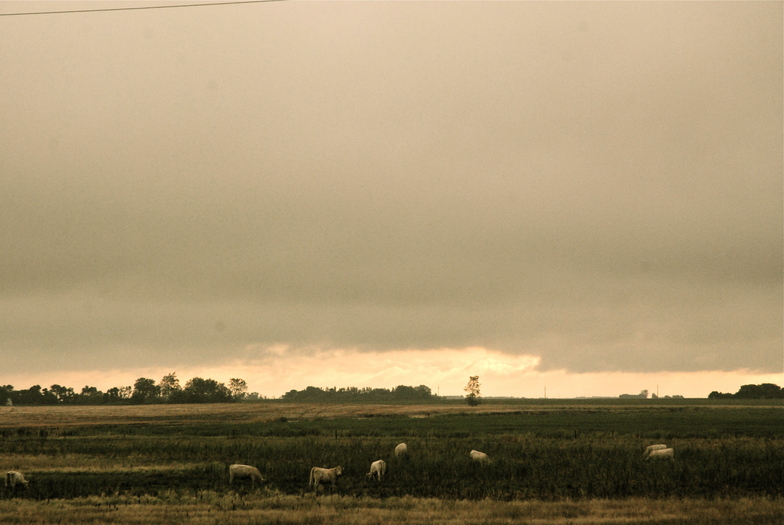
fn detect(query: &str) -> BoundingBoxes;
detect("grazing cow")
[5,471,28,489]
[366,459,387,481]
[228,464,265,486]
[646,448,675,461]
[309,466,343,491]
[644,444,668,457]
[394,443,408,458]
[470,450,489,463]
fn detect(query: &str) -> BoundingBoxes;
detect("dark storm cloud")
[0,1,780,376]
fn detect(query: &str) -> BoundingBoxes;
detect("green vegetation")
[1,403,782,501]
[3,381,781,406]
[1,401,782,523]
[0,374,249,406]
[709,383,784,399]
[0,379,437,406]
[280,385,433,403]
[464,376,481,406]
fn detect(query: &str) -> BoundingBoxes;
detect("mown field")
[1,400,782,524]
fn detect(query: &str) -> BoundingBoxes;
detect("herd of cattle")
[4,442,675,492]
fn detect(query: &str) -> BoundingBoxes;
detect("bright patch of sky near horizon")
[0,1,781,397]
[3,348,782,399]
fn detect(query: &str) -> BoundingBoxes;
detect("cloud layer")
[0,2,781,389]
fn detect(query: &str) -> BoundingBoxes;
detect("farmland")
[1,399,782,523]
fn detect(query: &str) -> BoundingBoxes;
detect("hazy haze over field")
[1,1,781,397]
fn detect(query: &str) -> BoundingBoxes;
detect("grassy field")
[1,400,782,523]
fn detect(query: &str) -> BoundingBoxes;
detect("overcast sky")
[1,1,781,398]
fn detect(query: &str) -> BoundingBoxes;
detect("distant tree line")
[618,390,684,399]
[708,383,783,400]
[281,385,433,402]
[619,389,650,399]
[0,373,256,406]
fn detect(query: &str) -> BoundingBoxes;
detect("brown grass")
[2,399,776,428]
[1,493,782,524]
[0,402,561,428]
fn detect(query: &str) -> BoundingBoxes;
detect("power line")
[0,0,285,17]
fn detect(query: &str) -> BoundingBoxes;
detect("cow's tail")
[308,467,315,488]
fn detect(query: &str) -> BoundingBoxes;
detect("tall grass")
[2,406,782,501]
[1,493,782,524]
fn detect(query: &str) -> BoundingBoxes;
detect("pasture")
[1,400,782,523]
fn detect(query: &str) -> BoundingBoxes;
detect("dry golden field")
[2,398,775,427]
[0,401,525,428]
[1,492,782,524]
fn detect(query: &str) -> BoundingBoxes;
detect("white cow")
[228,464,265,486]
[309,466,343,490]
[644,444,668,457]
[366,459,387,481]
[646,448,675,461]
[5,471,28,489]
[470,450,489,463]
[394,443,408,458]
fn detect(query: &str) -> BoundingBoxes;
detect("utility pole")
[544,386,547,399]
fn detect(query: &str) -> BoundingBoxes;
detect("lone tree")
[229,378,248,400]
[464,376,481,406]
